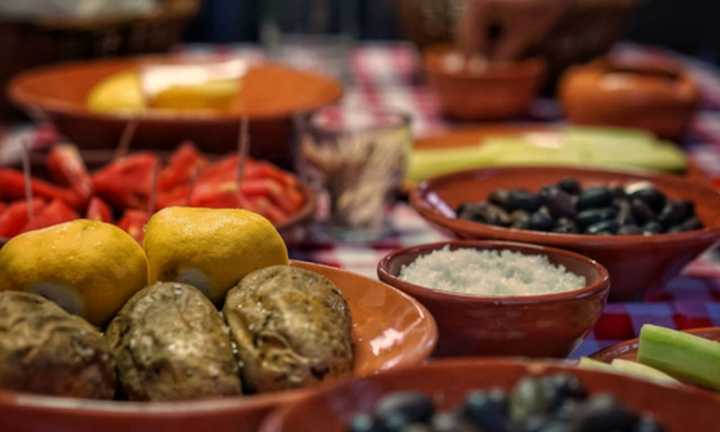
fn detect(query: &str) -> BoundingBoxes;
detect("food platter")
[8,55,343,157]
[0,260,437,432]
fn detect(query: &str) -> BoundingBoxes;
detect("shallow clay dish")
[0,261,437,432]
[410,166,720,301]
[8,56,343,161]
[378,240,609,357]
[423,46,545,120]
[259,358,718,432]
[591,327,720,363]
[560,58,699,139]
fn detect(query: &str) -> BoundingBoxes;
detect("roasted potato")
[0,291,116,399]
[106,282,242,401]
[223,265,354,393]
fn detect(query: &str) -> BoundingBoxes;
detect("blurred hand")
[458,0,574,60]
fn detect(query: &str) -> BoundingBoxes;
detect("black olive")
[577,187,614,210]
[463,389,509,431]
[630,188,667,213]
[617,225,643,235]
[350,414,381,432]
[431,412,476,432]
[529,207,554,231]
[614,199,636,226]
[375,392,434,426]
[642,221,664,235]
[630,199,655,225]
[504,190,543,212]
[585,220,619,235]
[557,178,582,195]
[657,202,688,228]
[635,416,666,432]
[553,218,579,234]
[541,186,576,219]
[611,186,627,199]
[668,216,703,233]
[403,423,433,432]
[489,189,511,208]
[571,394,639,432]
[511,210,530,225]
[679,200,697,217]
[510,377,550,422]
[457,203,512,226]
[576,208,617,228]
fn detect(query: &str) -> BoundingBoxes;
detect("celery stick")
[638,324,720,391]
[610,359,680,386]
[578,357,619,374]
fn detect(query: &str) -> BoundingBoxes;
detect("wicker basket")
[0,0,199,119]
[396,0,639,87]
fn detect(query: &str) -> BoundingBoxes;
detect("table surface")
[3,41,720,358]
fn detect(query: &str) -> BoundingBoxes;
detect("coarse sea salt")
[399,247,585,297]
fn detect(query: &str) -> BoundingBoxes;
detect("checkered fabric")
[2,42,720,358]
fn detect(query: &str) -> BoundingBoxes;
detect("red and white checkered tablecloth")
[3,42,720,358]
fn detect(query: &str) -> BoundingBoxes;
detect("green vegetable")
[578,357,618,374]
[638,324,720,391]
[609,359,679,386]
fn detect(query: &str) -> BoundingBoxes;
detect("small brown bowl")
[423,46,545,120]
[8,56,343,164]
[560,58,700,139]
[592,327,720,363]
[0,261,437,432]
[410,166,720,301]
[259,358,719,432]
[378,240,609,358]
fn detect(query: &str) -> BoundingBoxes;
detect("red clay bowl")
[259,358,719,432]
[409,166,720,301]
[423,46,545,120]
[560,58,699,139]
[8,56,342,163]
[591,327,720,363]
[377,240,609,358]
[0,261,437,432]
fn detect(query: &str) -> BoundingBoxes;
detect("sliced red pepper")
[0,169,82,209]
[248,196,289,224]
[157,184,192,209]
[92,153,158,209]
[117,209,149,242]
[245,162,298,188]
[86,197,113,223]
[21,199,79,233]
[0,199,46,237]
[0,202,6,217]
[158,141,207,192]
[46,144,93,204]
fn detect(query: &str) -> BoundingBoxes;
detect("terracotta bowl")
[0,261,437,432]
[378,240,609,357]
[8,56,343,164]
[592,327,720,363]
[559,58,700,139]
[423,46,545,120]
[259,358,719,432]
[410,166,720,301]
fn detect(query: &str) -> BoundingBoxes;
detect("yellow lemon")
[0,220,148,326]
[86,71,146,114]
[143,207,288,303]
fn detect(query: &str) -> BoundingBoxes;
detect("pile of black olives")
[348,374,664,432]
[456,178,703,235]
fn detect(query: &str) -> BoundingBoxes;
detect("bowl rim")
[377,239,610,305]
[7,55,344,123]
[422,44,547,81]
[258,357,719,432]
[0,260,438,417]
[409,165,720,248]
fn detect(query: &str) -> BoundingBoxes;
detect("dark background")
[184,0,720,65]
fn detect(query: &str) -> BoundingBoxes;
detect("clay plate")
[378,240,609,357]
[8,56,343,160]
[0,261,437,432]
[410,166,720,301]
[260,358,719,432]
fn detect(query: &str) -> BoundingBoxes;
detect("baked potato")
[223,265,354,393]
[0,291,116,399]
[106,282,242,401]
